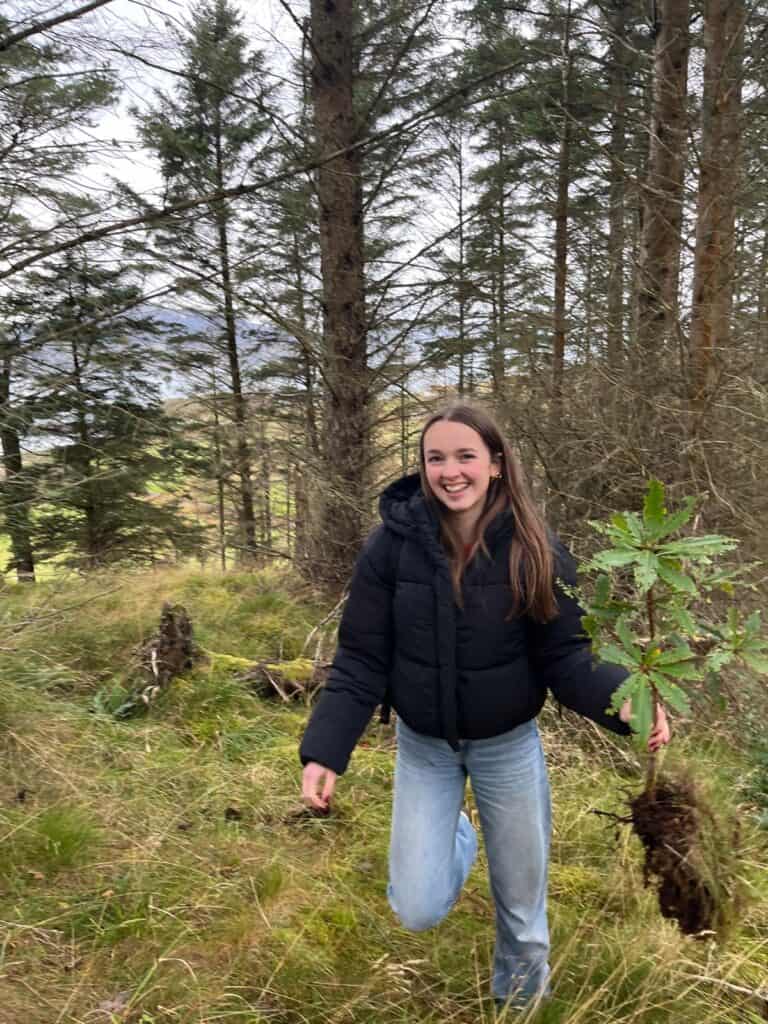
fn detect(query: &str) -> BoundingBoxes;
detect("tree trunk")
[293,459,310,566]
[635,0,691,361]
[757,223,768,357]
[258,405,272,548]
[311,0,369,587]
[213,118,257,566]
[284,466,293,556]
[492,137,507,404]
[0,349,35,582]
[606,0,630,369]
[400,383,409,475]
[689,0,744,422]
[456,128,470,397]
[583,229,594,365]
[552,0,573,422]
[70,334,100,569]
[290,222,320,568]
[210,363,227,571]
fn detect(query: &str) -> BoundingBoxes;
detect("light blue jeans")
[387,718,551,1006]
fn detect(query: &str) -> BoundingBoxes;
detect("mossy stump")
[138,602,203,694]
[239,657,325,702]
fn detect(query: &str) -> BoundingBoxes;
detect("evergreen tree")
[0,309,36,581]
[689,0,744,423]
[136,0,274,565]
[446,1,590,434]
[635,0,691,363]
[240,45,324,566]
[303,0,446,582]
[0,14,116,580]
[23,252,206,569]
[0,12,115,257]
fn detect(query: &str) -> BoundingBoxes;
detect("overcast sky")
[25,0,305,199]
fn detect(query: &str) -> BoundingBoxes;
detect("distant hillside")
[140,304,294,398]
[142,305,461,398]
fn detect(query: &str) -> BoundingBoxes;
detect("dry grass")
[0,567,766,1023]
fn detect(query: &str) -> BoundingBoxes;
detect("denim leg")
[466,721,551,1006]
[388,720,478,931]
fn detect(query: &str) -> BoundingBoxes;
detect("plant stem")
[645,585,659,799]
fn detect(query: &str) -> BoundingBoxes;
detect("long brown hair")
[418,402,558,622]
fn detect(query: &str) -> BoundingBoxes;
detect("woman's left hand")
[619,698,671,751]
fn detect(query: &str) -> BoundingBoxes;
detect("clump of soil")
[628,773,740,939]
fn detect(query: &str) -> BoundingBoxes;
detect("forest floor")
[0,566,766,1024]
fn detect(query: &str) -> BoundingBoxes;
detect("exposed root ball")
[629,775,739,939]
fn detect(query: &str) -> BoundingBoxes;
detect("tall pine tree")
[137,0,274,565]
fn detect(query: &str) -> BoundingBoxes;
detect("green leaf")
[643,479,665,532]
[615,616,640,654]
[592,548,641,569]
[707,649,734,672]
[656,558,697,595]
[702,622,727,642]
[581,614,599,640]
[608,672,645,713]
[648,673,691,714]
[633,551,659,593]
[624,513,644,542]
[594,574,611,605]
[647,497,700,544]
[659,536,738,559]
[744,610,761,636]
[630,685,654,742]
[654,643,695,665]
[609,513,633,539]
[741,651,768,674]
[654,497,696,538]
[651,660,701,680]
[600,643,642,670]
[668,604,698,635]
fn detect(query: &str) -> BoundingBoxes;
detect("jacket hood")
[378,473,431,538]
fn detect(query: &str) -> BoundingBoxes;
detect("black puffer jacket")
[300,474,630,775]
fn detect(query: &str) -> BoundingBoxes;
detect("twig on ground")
[301,592,347,657]
[677,973,768,1017]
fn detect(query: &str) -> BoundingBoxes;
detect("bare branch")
[0,0,115,53]
[0,55,528,282]
[275,0,324,70]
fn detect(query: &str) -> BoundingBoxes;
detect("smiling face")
[422,419,500,532]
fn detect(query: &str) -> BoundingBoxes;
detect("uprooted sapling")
[581,480,765,938]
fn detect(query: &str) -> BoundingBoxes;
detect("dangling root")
[628,774,742,939]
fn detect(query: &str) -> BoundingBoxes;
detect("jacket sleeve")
[299,526,395,775]
[525,538,631,736]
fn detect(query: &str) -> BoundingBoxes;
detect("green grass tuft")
[2,805,101,879]
[0,567,766,1024]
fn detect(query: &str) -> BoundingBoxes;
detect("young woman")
[300,402,669,1010]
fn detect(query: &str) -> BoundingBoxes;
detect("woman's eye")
[427,455,443,463]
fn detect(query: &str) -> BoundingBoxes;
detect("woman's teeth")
[443,483,468,493]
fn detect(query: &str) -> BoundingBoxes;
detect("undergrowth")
[0,566,766,1024]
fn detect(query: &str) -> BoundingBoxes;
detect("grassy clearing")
[0,567,766,1024]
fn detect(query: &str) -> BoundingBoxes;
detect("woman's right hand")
[302,761,337,813]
